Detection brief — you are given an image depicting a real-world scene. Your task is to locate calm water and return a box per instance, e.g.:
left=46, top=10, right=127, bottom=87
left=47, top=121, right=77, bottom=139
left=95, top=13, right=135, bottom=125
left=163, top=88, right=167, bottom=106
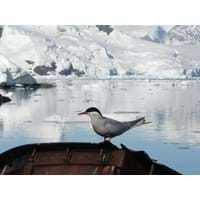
left=0, top=79, right=200, bottom=174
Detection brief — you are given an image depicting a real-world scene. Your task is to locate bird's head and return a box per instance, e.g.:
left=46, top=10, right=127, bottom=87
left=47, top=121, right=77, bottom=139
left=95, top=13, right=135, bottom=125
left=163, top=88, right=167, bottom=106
left=78, top=107, right=102, bottom=118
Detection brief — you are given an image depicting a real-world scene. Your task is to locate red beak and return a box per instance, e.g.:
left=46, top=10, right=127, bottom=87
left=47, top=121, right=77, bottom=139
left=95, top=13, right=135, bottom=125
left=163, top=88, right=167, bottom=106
left=78, top=112, right=88, bottom=115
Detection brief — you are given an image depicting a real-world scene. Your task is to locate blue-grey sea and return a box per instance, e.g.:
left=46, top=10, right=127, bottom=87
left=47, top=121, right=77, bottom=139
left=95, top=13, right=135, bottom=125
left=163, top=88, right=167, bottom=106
left=0, top=79, right=200, bottom=174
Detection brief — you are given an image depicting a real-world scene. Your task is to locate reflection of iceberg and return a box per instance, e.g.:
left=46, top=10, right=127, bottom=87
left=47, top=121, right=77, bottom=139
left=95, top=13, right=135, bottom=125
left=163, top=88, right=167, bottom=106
left=1, top=80, right=200, bottom=147
left=43, top=114, right=89, bottom=123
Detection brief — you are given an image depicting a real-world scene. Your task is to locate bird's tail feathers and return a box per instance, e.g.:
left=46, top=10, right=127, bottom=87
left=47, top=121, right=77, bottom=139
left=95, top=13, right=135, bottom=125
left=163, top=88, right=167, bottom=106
left=130, top=117, right=152, bottom=127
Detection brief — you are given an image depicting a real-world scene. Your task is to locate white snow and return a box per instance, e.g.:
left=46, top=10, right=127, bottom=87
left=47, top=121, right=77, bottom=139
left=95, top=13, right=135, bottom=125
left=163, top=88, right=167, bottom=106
left=1, top=25, right=200, bottom=84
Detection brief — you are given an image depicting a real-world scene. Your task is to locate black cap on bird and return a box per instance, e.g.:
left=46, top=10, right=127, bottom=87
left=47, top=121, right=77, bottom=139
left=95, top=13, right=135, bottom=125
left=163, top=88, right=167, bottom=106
left=78, top=107, right=102, bottom=116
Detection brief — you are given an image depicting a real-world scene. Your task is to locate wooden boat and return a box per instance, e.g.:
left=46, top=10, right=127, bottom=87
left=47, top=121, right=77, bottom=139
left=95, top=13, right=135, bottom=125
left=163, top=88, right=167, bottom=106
left=0, top=141, right=181, bottom=175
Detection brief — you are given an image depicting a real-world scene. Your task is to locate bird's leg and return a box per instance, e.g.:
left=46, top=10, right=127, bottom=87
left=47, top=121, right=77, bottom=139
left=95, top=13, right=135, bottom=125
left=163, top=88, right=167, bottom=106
left=103, top=137, right=111, bottom=142
left=103, top=137, right=109, bottom=142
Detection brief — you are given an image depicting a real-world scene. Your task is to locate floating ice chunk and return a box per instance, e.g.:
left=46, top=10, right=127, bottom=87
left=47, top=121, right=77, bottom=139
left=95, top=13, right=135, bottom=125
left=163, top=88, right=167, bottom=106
left=0, top=54, right=37, bottom=86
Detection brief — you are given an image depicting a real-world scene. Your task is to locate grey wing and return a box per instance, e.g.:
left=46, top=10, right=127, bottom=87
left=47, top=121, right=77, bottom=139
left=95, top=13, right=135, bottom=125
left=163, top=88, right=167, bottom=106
left=103, top=117, right=128, bottom=136
left=103, top=117, right=146, bottom=136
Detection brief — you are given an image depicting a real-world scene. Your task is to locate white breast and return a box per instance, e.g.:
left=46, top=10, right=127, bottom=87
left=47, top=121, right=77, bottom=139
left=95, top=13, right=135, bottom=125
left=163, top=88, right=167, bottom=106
left=89, top=112, right=127, bottom=138
left=88, top=113, right=109, bottom=136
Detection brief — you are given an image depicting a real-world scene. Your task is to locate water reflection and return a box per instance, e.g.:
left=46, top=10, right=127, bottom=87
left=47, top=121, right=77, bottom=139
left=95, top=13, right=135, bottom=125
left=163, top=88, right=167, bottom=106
left=0, top=79, right=200, bottom=174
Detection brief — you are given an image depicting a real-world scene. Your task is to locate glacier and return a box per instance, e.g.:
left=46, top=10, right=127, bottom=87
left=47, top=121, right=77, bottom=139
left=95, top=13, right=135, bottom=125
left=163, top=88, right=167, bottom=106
left=1, top=25, right=200, bottom=86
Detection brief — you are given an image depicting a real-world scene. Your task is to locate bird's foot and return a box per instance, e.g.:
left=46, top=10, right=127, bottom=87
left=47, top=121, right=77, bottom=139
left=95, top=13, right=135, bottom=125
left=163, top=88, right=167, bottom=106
left=103, top=138, right=111, bottom=142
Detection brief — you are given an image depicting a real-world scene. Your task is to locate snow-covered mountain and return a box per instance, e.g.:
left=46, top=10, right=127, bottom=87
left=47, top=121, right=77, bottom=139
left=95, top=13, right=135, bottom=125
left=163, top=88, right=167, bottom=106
left=117, top=25, right=200, bottom=45
left=1, top=25, right=200, bottom=86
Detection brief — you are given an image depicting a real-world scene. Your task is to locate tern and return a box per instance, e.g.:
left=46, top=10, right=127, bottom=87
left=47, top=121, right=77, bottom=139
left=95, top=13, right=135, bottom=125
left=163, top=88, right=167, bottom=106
left=78, top=107, right=151, bottom=141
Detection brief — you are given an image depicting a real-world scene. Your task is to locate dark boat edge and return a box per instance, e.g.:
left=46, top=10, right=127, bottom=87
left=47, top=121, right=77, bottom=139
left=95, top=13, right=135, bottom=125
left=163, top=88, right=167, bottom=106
left=0, top=141, right=181, bottom=175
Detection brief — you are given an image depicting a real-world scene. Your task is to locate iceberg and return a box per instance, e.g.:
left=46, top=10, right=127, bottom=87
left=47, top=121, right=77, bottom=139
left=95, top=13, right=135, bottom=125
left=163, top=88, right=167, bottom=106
left=0, top=25, right=200, bottom=81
